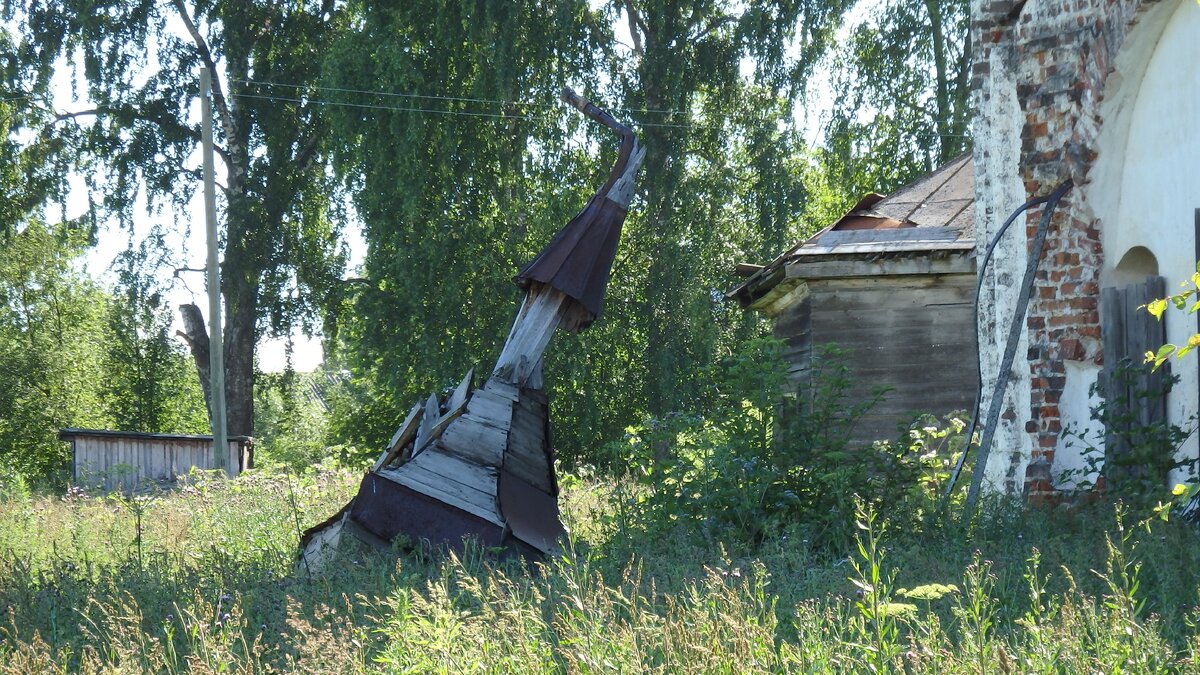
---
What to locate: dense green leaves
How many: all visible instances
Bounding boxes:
[0,221,206,486]
[823,0,971,195]
[8,0,351,437]
[1,0,973,476]
[101,234,208,434]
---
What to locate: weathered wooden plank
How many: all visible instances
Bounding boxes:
[502,453,553,493]
[493,288,568,385]
[373,403,424,471]
[509,415,547,445]
[482,378,520,401]
[447,368,474,413]
[464,388,514,430]
[381,463,502,526]
[437,415,507,466]
[407,450,499,494]
[786,254,974,280]
[413,394,441,456]
[408,402,469,461]
[817,226,960,247]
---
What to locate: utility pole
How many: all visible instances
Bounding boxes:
[201,67,228,475]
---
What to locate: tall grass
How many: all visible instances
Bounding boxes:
[1,468,1200,672]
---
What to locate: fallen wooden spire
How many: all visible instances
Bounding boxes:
[300,90,644,569]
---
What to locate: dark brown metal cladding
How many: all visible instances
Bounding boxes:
[515,195,629,324]
[515,97,636,326]
[497,469,568,554]
[348,473,508,550]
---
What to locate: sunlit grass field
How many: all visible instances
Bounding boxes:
[2,467,1200,673]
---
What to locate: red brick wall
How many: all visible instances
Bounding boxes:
[971,0,1151,498]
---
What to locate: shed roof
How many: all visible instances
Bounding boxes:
[59,428,253,443]
[727,154,975,310]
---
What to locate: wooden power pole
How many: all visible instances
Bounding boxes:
[200,67,228,475]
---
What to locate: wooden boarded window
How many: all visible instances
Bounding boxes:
[1099,275,1170,490]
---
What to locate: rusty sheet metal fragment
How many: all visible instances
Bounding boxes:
[498,469,568,555]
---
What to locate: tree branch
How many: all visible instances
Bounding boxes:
[623,0,647,56]
[170,0,238,154]
[693,16,735,42]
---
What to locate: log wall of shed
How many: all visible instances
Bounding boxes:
[773,273,978,447]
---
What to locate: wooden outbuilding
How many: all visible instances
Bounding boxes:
[727,155,978,445]
[61,428,253,493]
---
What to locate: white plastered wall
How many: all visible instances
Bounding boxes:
[1086,0,1200,485]
[973,1,1035,493]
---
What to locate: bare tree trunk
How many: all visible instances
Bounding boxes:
[177,303,214,427]
[223,282,256,438]
[177,298,255,438]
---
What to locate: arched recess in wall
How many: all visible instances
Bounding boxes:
[1085,0,1200,484]
[1111,245,1159,286]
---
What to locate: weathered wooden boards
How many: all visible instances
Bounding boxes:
[61,429,252,493]
[770,273,978,445]
[1100,276,1169,485]
[301,363,566,564]
[494,286,569,385]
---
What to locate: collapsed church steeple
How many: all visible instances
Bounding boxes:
[300,90,645,566]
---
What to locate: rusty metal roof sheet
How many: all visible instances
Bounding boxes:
[516,93,641,328]
[515,193,630,322]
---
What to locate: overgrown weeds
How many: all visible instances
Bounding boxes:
[0,467,1199,672]
[602,338,971,550]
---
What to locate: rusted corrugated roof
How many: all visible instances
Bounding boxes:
[727,154,975,308]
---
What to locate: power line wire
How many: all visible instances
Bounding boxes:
[230,91,730,130]
[233,78,705,117]
[231,89,973,137]
[233,78,973,135]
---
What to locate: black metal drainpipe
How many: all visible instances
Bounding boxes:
[943,179,1074,515]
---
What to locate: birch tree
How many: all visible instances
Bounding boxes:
[9,1,348,437]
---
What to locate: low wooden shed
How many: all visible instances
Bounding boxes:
[727,155,979,445]
[61,428,253,493]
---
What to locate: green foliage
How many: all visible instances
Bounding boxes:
[822,0,971,196]
[0,221,210,486]
[1144,262,1200,367]
[101,234,208,434]
[326,1,859,465]
[324,0,602,452]
[253,369,340,471]
[1062,360,1197,501]
[0,221,109,486]
[603,338,970,549]
[10,0,352,437]
[0,469,1199,671]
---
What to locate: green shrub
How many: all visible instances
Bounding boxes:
[603,338,970,550]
